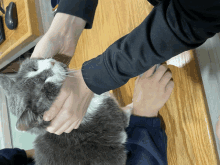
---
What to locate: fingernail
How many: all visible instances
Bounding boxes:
[44,116,50,121]
[47,127,53,133]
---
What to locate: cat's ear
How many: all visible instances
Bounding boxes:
[0,74,14,96]
[16,109,38,131]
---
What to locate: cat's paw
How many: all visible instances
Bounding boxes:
[121,102,133,116]
[121,102,133,127]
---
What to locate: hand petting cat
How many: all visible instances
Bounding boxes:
[31,13,94,135]
[43,70,94,135]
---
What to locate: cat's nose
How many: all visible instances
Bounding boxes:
[51,61,55,66]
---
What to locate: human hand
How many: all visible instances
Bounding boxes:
[43,69,94,135]
[25,149,35,159]
[31,13,86,59]
[132,63,174,117]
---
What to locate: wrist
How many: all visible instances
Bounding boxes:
[48,13,86,42]
[46,13,86,57]
[132,108,159,118]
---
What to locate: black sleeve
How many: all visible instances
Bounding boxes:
[81,0,218,94]
[0,148,28,165]
[56,0,98,29]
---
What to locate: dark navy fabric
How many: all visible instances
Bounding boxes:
[0,148,28,165]
[125,115,167,165]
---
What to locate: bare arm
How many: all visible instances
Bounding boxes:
[31,13,86,59]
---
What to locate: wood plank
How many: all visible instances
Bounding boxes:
[68,0,218,164]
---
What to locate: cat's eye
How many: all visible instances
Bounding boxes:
[32,67,37,71]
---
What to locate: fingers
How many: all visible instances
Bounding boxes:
[46,91,82,134]
[165,80,174,98]
[43,88,69,121]
[64,119,82,134]
[45,92,74,132]
[136,64,157,84]
[159,66,174,95]
[54,119,80,135]
[152,64,169,82]
[160,70,172,87]
[142,64,158,78]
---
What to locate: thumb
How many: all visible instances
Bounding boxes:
[43,89,69,121]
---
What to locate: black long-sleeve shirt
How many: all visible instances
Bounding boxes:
[57,0,218,95]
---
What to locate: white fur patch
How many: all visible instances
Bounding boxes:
[81,92,111,124]
[45,61,66,85]
[15,126,25,132]
[26,59,66,84]
[123,102,133,125]
[119,131,127,144]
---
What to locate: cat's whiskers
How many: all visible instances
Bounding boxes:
[22,77,30,85]
[30,78,38,84]
[66,75,76,77]
[65,70,77,73]
[58,70,77,75]
[21,76,38,85]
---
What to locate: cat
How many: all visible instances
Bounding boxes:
[0,58,133,165]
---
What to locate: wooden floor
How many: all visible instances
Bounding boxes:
[68,0,219,164]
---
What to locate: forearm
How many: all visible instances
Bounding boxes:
[81,0,213,95]
[31,0,98,61]
[48,13,86,57]
[31,13,86,60]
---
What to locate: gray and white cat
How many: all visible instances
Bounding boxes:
[0,58,133,165]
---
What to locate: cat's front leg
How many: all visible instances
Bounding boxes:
[121,102,133,126]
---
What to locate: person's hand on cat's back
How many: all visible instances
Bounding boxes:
[43,70,94,135]
[132,64,174,117]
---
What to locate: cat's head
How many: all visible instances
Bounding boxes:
[0,58,69,134]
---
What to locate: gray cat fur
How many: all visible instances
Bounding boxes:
[0,58,130,165]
